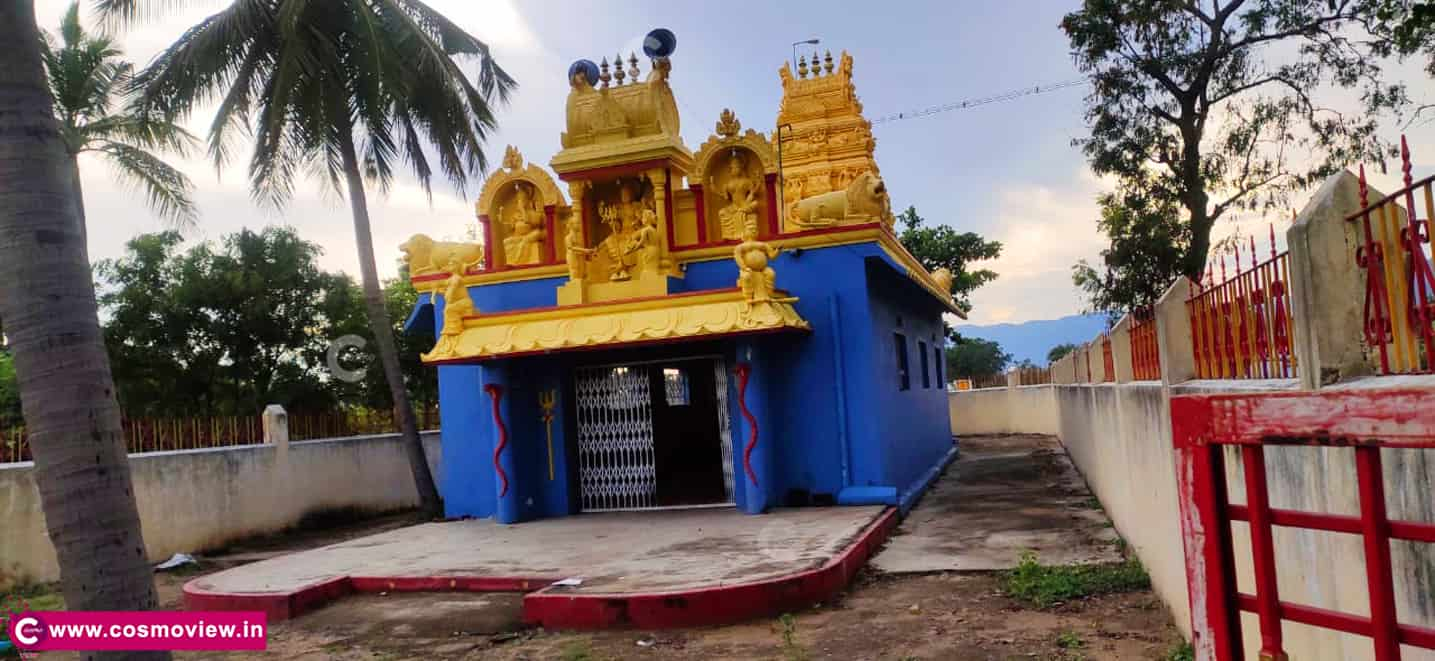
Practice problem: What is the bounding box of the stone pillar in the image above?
[1006,369,1020,388]
[733,340,773,514]
[1287,170,1380,389]
[1111,314,1134,383]
[1154,277,1196,386]
[262,404,289,447]
[648,167,674,272]
[482,364,521,524]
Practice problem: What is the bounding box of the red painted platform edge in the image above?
[182,573,562,622]
[520,506,899,630]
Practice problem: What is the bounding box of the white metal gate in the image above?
[714,359,735,503]
[574,365,657,511]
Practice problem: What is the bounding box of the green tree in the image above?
[124,0,517,516]
[1072,185,1189,315]
[895,205,1002,315]
[1048,343,1081,364]
[1366,0,1435,76]
[42,1,196,236]
[0,0,163,644]
[946,337,1012,377]
[1061,0,1408,291]
[0,348,19,428]
[97,228,398,417]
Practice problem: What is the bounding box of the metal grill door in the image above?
[574,365,656,511]
[714,359,735,503]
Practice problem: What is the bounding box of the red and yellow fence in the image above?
[0,406,439,464]
[1348,138,1435,375]
[1187,236,1295,379]
[1100,335,1115,382]
[1130,307,1161,380]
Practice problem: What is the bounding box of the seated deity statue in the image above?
[714,154,760,241]
[500,185,545,265]
[733,219,780,308]
[598,184,644,281]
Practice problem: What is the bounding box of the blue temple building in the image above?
[401,42,957,524]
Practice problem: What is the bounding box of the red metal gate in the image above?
[1172,389,1435,660]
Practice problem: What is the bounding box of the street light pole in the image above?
[791,38,820,71]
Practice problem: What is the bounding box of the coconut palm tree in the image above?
[117,0,516,515]
[43,1,197,239]
[0,2,165,653]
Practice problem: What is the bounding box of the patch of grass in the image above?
[1082,496,1103,510]
[1165,642,1195,661]
[778,613,809,661]
[1055,630,1084,649]
[1004,551,1151,608]
[559,639,593,661]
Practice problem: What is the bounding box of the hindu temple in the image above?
[401,31,958,523]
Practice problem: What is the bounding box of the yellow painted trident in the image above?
[538,390,557,481]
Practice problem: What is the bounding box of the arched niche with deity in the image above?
[690,109,778,243]
[476,146,568,269]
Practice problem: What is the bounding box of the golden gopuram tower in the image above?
[773,50,884,233]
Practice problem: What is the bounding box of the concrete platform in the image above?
[872,434,1121,573]
[185,505,893,629]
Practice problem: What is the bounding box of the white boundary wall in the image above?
[0,431,440,587]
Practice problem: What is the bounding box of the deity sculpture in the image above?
[625,207,662,275]
[563,217,595,281]
[427,256,479,359]
[597,182,648,281]
[713,152,761,241]
[500,184,545,266]
[734,219,781,309]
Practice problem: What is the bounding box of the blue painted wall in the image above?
[410,240,953,520]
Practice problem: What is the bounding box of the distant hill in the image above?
[955,313,1109,365]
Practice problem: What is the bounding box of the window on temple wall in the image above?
[934,344,944,386]
[893,333,910,391]
[919,340,931,389]
[662,368,690,406]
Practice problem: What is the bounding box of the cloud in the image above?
[963,170,1111,325]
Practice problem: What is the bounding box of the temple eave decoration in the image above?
[420,289,810,363]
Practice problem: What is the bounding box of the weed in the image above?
[1004,551,1151,608]
[778,613,809,661]
[560,639,593,661]
[1055,630,1084,649]
[1082,496,1102,510]
[1165,642,1195,661]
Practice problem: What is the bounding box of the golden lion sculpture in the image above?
[790,171,891,228]
[400,234,483,276]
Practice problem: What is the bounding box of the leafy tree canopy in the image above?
[1062,0,1410,305]
[0,349,19,428]
[95,228,434,417]
[41,1,196,226]
[896,205,1002,316]
[946,337,1013,377]
[1073,184,1189,316]
[1366,0,1435,76]
[1048,343,1081,363]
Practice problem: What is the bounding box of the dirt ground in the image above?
[17,435,1185,660]
[171,569,1181,661]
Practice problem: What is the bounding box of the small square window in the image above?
[893,333,910,391]
[662,367,690,406]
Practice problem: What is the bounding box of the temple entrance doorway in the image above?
[572,357,735,512]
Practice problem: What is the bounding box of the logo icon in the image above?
[326,334,369,383]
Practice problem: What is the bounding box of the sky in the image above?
[34,0,1435,325]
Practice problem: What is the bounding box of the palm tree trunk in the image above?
[68,152,88,249]
[337,128,442,517]
[0,4,166,660]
